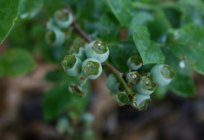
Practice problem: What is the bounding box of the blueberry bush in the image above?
[1,0,204,139]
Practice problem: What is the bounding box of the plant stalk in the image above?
[72,15,135,98]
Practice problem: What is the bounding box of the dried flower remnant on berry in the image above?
[126,71,140,86]
[55,9,69,21]
[92,40,108,54]
[161,65,175,79]
[142,76,156,91]
[62,55,76,69]
[83,61,99,76]
[127,55,143,70]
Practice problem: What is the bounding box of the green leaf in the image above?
[43,82,69,121]
[147,10,171,41]
[169,24,204,75]
[43,80,89,121]
[153,86,168,100]
[106,0,133,26]
[116,92,130,106]
[162,5,182,28]
[164,49,196,97]
[133,26,165,64]
[0,0,19,44]
[179,0,204,25]
[44,69,67,82]
[19,0,44,19]
[109,41,138,72]
[169,72,196,97]
[91,14,119,41]
[130,11,154,33]
[0,49,36,77]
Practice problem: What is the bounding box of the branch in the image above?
[104,62,135,98]
[71,14,135,98]
[72,22,91,43]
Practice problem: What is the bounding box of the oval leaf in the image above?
[0,0,19,44]
[0,49,36,77]
[133,26,165,64]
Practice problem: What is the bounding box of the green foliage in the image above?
[164,49,196,97]
[129,11,153,32]
[19,0,44,19]
[168,24,204,75]
[147,10,171,41]
[179,0,204,25]
[109,41,137,72]
[43,78,90,121]
[0,0,19,44]
[170,73,196,97]
[164,50,196,97]
[153,86,167,100]
[0,49,36,77]
[133,26,165,64]
[106,0,133,26]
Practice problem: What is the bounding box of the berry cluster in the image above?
[117,54,175,110]
[56,113,95,139]
[46,9,74,47]
[62,40,109,80]
[46,8,175,111]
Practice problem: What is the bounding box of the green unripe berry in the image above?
[80,113,94,127]
[76,47,86,60]
[85,40,109,63]
[135,75,156,95]
[46,28,65,46]
[82,58,102,80]
[54,9,74,29]
[56,117,68,134]
[116,91,130,106]
[56,117,73,134]
[46,18,57,30]
[126,71,141,86]
[135,94,150,110]
[69,38,86,60]
[151,64,175,86]
[127,55,143,70]
[61,54,82,76]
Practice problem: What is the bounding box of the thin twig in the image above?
[104,62,134,98]
[71,13,135,98]
[72,22,91,43]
